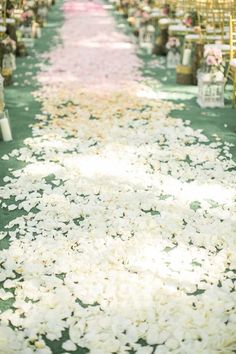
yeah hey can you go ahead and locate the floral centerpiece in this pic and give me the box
[166,37,181,68]
[162,4,170,16]
[21,9,34,27]
[140,7,151,25]
[183,11,198,28]
[197,47,225,108]
[201,47,225,81]
[166,37,181,54]
[204,47,223,68]
[1,36,16,85]
[138,6,154,54]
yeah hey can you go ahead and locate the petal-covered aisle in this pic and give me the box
[0,1,236,354]
[39,0,141,90]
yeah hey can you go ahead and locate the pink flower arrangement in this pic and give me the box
[166,37,180,50]
[183,15,192,27]
[204,47,223,67]
[162,5,170,16]
[21,10,34,24]
[140,11,150,24]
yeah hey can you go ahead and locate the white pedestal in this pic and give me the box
[167,51,181,69]
[197,72,225,108]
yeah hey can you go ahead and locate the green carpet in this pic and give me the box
[0,2,235,353]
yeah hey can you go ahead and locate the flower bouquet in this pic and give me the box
[166,37,181,68]
[197,47,225,108]
[162,4,170,17]
[140,7,151,25]
[1,36,17,85]
[21,9,34,27]
[200,47,225,82]
[183,12,198,28]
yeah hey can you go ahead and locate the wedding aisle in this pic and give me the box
[0,1,236,353]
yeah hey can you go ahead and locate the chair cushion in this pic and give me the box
[204,43,230,52]
[230,59,236,68]
[185,34,200,40]
[169,24,188,32]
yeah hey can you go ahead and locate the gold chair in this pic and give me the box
[192,1,234,83]
[228,16,236,107]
